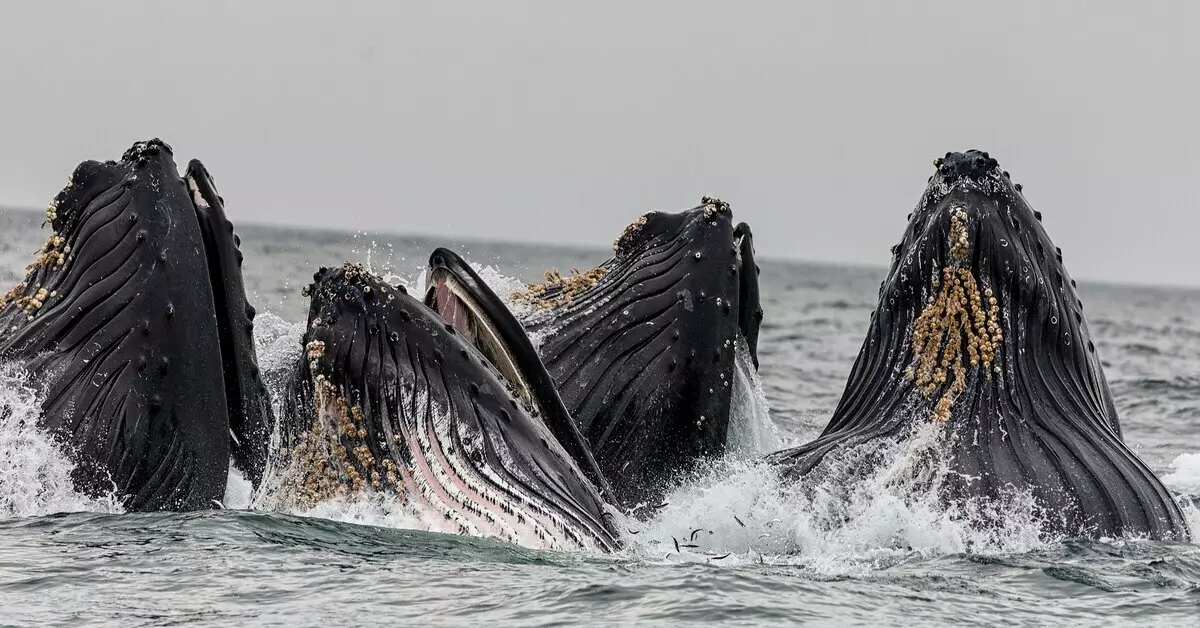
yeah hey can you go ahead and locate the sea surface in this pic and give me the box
[0,209,1197,626]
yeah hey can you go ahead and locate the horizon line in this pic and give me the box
[1,204,1196,293]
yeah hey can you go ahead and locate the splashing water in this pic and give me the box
[253,311,307,394]
[0,363,122,517]
[631,420,1055,576]
[1163,453,1200,496]
[298,493,428,530]
[224,465,254,510]
[1163,454,1200,538]
[246,275,1063,561]
[727,336,781,457]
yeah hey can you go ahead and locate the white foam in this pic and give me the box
[223,464,254,510]
[470,262,529,300]
[464,261,560,350]
[0,363,122,518]
[628,422,1052,575]
[299,492,427,530]
[1163,453,1200,495]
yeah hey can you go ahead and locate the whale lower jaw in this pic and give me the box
[270,383,606,552]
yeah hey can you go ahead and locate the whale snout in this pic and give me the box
[934,150,1001,183]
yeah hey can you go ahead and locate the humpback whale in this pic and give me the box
[769,151,1190,541]
[274,262,620,552]
[0,139,273,510]
[509,198,762,508]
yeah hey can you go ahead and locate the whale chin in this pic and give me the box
[769,150,1190,541]
[0,139,272,511]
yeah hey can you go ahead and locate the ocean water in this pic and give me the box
[0,208,1197,626]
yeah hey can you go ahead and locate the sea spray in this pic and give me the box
[726,336,781,457]
[1163,453,1200,540]
[1162,453,1200,496]
[299,492,428,531]
[250,311,307,509]
[224,465,254,510]
[0,363,121,517]
[632,421,1052,575]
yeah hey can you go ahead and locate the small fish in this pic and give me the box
[757,533,770,539]
[734,515,746,528]
[689,528,704,541]
[681,543,699,548]
[709,553,732,561]
[673,537,680,552]
[653,501,669,509]
[627,529,641,535]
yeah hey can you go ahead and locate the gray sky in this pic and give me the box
[2,1,1198,286]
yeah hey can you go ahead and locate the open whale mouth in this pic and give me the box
[422,248,614,499]
[424,263,538,416]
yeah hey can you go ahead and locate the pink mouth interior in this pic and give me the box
[428,272,475,343]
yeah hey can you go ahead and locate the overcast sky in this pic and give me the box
[2,1,1198,286]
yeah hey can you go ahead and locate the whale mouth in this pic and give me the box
[279,264,620,551]
[425,268,537,416]
[422,248,613,499]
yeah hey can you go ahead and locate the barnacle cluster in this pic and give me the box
[305,339,326,363]
[33,232,69,269]
[510,266,608,310]
[0,283,57,321]
[701,195,730,221]
[340,261,370,283]
[277,373,401,509]
[904,207,1004,423]
[613,214,648,252]
[0,206,70,322]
